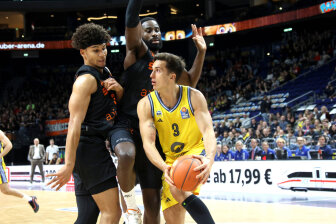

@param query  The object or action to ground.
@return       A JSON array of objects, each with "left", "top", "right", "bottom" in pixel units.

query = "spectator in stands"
[
  {"left": 279, "top": 115, "right": 288, "bottom": 131},
  {"left": 275, "top": 138, "right": 292, "bottom": 159},
  {"left": 221, "top": 144, "right": 235, "bottom": 161},
  {"left": 216, "top": 144, "right": 235, "bottom": 161},
  {"left": 329, "top": 122, "right": 336, "bottom": 136},
  {"left": 260, "top": 95, "right": 271, "bottom": 122},
  {"left": 321, "top": 119, "right": 330, "bottom": 132},
  {"left": 28, "top": 138, "right": 45, "bottom": 183},
  {"left": 313, "top": 107, "right": 319, "bottom": 119},
  {"left": 251, "top": 118, "right": 257, "bottom": 130},
  {"left": 241, "top": 128, "right": 250, "bottom": 141},
  {"left": 234, "top": 129, "right": 243, "bottom": 142},
  {"left": 315, "top": 135, "right": 333, "bottom": 160},
  {"left": 49, "top": 153, "right": 61, "bottom": 165},
  {"left": 224, "top": 131, "right": 235, "bottom": 146},
  {"left": 270, "top": 119, "right": 279, "bottom": 134},
  {"left": 234, "top": 141, "right": 249, "bottom": 161},
  {"left": 325, "top": 83, "right": 335, "bottom": 99},
  {"left": 45, "top": 138, "right": 59, "bottom": 164},
  {"left": 222, "top": 131, "right": 229, "bottom": 144},
  {"left": 248, "top": 128, "right": 255, "bottom": 139},
  {"left": 306, "top": 126, "right": 318, "bottom": 139},
  {"left": 214, "top": 141, "right": 223, "bottom": 161},
  {"left": 241, "top": 114, "right": 251, "bottom": 128},
  {"left": 293, "top": 137, "right": 311, "bottom": 159},
  {"left": 260, "top": 141, "right": 277, "bottom": 160},
  {"left": 261, "top": 127, "right": 272, "bottom": 139},
  {"left": 255, "top": 129, "right": 262, "bottom": 140},
  {"left": 249, "top": 138, "right": 262, "bottom": 160},
  {"left": 318, "top": 106, "right": 331, "bottom": 122},
  {"left": 302, "top": 120, "right": 312, "bottom": 135},
  {"left": 275, "top": 129, "right": 286, "bottom": 141},
  {"left": 233, "top": 117, "right": 241, "bottom": 129}
]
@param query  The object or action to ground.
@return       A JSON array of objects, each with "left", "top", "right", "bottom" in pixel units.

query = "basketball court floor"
[{"left": 0, "top": 182, "right": 335, "bottom": 224}]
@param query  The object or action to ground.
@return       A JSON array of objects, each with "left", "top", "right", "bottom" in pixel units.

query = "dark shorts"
[
  {"left": 109, "top": 116, "right": 164, "bottom": 189},
  {"left": 74, "top": 136, "right": 117, "bottom": 196}
]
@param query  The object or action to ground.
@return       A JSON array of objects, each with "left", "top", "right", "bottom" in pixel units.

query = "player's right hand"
[
  {"left": 46, "top": 165, "right": 72, "bottom": 191},
  {"left": 103, "top": 78, "right": 122, "bottom": 92},
  {"left": 192, "top": 155, "right": 213, "bottom": 184},
  {"left": 164, "top": 165, "right": 175, "bottom": 187}
]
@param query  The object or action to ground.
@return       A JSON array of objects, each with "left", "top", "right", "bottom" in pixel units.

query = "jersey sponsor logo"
[
  {"left": 156, "top": 110, "right": 162, "bottom": 116},
  {"left": 148, "top": 61, "right": 154, "bottom": 70},
  {"left": 180, "top": 107, "right": 190, "bottom": 119},
  {"left": 148, "top": 52, "right": 155, "bottom": 70},
  {"left": 171, "top": 142, "right": 185, "bottom": 153},
  {"left": 140, "top": 88, "right": 153, "bottom": 97},
  {"left": 157, "top": 118, "right": 163, "bottom": 122}
]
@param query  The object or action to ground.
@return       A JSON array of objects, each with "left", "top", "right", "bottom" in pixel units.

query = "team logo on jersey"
[
  {"left": 180, "top": 107, "right": 190, "bottom": 119},
  {"left": 156, "top": 110, "right": 162, "bottom": 116}
]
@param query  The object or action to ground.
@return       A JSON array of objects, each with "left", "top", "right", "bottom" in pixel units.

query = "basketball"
[{"left": 170, "top": 155, "right": 202, "bottom": 191}]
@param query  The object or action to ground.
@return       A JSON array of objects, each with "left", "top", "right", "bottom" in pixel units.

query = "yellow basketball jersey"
[
  {"left": 148, "top": 85, "right": 204, "bottom": 164},
  {"left": 0, "top": 141, "right": 8, "bottom": 184}
]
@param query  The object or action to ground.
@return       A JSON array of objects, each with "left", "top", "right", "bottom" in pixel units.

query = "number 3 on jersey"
[{"left": 172, "top": 123, "right": 180, "bottom": 136}]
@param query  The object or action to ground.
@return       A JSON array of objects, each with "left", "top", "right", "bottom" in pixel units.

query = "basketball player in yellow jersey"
[
  {"left": 137, "top": 52, "right": 216, "bottom": 224},
  {"left": 0, "top": 130, "right": 39, "bottom": 213}
]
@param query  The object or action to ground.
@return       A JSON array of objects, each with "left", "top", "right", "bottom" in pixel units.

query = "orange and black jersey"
[
  {"left": 75, "top": 65, "right": 117, "bottom": 138},
  {"left": 118, "top": 50, "right": 154, "bottom": 126}
]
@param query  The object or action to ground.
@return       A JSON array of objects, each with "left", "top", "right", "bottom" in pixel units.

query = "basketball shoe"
[
  {"left": 28, "top": 196, "right": 39, "bottom": 213},
  {"left": 125, "top": 208, "right": 142, "bottom": 224}
]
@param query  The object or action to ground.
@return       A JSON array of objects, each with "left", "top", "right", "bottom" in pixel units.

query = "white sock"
[
  {"left": 23, "top": 194, "right": 32, "bottom": 201},
  {"left": 121, "top": 188, "right": 138, "bottom": 211}
]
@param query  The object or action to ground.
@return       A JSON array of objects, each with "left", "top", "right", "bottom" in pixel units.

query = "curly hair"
[{"left": 71, "top": 23, "right": 111, "bottom": 50}]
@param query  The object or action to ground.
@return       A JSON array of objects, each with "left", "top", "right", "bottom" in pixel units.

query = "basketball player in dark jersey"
[
  {"left": 106, "top": 0, "right": 207, "bottom": 223},
  {"left": 47, "top": 23, "right": 122, "bottom": 224}
]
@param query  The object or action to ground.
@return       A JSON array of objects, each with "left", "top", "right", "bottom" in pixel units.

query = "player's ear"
[
  {"left": 80, "top": 49, "right": 86, "bottom": 59},
  {"left": 170, "top": 72, "right": 176, "bottom": 81}
]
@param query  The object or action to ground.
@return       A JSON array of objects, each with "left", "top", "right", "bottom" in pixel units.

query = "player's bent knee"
[
  {"left": 169, "top": 186, "right": 189, "bottom": 203},
  {"left": 115, "top": 142, "right": 136, "bottom": 163}
]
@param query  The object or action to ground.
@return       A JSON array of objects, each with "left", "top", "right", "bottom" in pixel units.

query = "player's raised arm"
[
  {"left": 190, "top": 88, "right": 216, "bottom": 184},
  {"left": 47, "top": 74, "right": 96, "bottom": 190},
  {"left": 0, "top": 130, "right": 13, "bottom": 159},
  {"left": 124, "top": 0, "right": 148, "bottom": 68},
  {"left": 177, "top": 24, "right": 207, "bottom": 88},
  {"left": 137, "top": 97, "right": 168, "bottom": 173}
]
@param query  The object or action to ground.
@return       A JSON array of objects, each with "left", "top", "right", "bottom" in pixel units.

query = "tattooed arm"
[{"left": 137, "top": 97, "right": 168, "bottom": 172}]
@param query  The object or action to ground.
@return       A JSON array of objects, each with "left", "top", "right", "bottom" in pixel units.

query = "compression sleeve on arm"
[{"left": 125, "top": 0, "right": 143, "bottom": 28}]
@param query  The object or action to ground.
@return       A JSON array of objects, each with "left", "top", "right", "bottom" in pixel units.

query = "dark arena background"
[{"left": 0, "top": 0, "right": 335, "bottom": 223}]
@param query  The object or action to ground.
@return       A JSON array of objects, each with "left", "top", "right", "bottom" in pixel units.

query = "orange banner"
[{"left": 45, "top": 118, "right": 69, "bottom": 136}]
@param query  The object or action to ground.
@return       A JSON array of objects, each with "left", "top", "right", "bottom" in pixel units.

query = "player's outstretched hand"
[
  {"left": 46, "top": 165, "right": 72, "bottom": 191},
  {"left": 164, "top": 165, "right": 175, "bottom": 187},
  {"left": 191, "top": 24, "right": 206, "bottom": 53},
  {"left": 192, "top": 155, "right": 213, "bottom": 184}
]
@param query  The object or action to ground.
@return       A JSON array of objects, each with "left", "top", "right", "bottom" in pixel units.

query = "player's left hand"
[
  {"left": 103, "top": 78, "right": 123, "bottom": 92},
  {"left": 46, "top": 164, "right": 73, "bottom": 191},
  {"left": 192, "top": 155, "right": 213, "bottom": 184},
  {"left": 191, "top": 24, "right": 206, "bottom": 52}
]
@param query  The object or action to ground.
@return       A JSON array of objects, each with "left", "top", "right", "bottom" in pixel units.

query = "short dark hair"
[
  {"left": 154, "top": 52, "right": 185, "bottom": 82},
  {"left": 71, "top": 23, "right": 111, "bottom": 50},
  {"left": 319, "top": 135, "right": 327, "bottom": 142},
  {"left": 140, "top": 17, "right": 158, "bottom": 25}
]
